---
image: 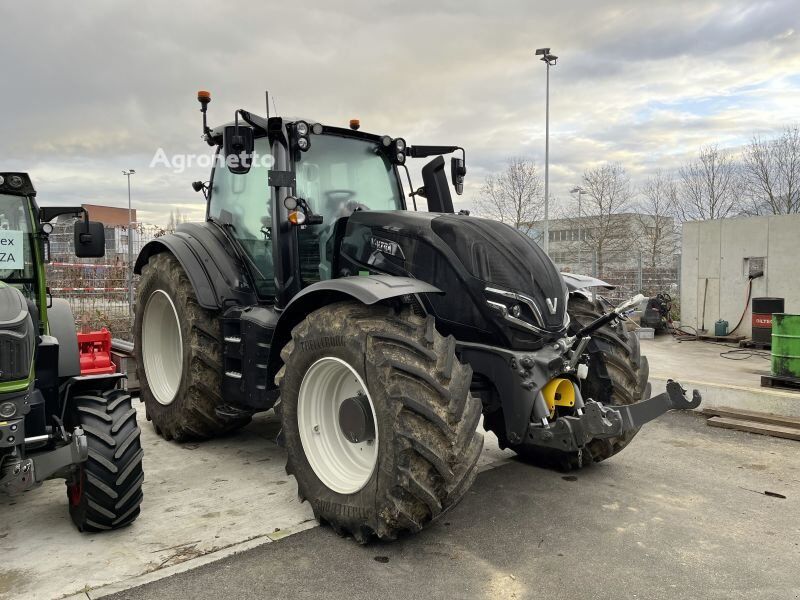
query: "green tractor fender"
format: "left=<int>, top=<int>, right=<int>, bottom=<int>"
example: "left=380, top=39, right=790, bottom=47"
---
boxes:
left=46, top=299, right=80, bottom=378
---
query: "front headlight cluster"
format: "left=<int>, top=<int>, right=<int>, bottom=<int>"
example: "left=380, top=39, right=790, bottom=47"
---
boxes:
left=484, top=286, right=554, bottom=335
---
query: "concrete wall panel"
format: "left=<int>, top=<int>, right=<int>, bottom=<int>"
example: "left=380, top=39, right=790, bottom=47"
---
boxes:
left=680, top=214, right=800, bottom=337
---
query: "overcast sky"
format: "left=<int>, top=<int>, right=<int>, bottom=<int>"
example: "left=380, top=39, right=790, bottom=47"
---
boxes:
left=1, top=1, right=798, bottom=225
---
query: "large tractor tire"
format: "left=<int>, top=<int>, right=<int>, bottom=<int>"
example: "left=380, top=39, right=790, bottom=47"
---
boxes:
left=67, top=389, right=144, bottom=531
left=569, top=293, right=650, bottom=461
left=512, top=293, right=650, bottom=470
left=134, top=252, right=251, bottom=441
left=276, top=301, right=483, bottom=542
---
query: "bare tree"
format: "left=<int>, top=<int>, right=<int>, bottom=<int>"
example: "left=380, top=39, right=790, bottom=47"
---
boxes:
left=677, top=145, right=739, bottom=221
left=566, top=163, right=635, bottom=276
left=741, top=125, right=800, bottom=215
left=636, top=170, right=680, bottom=269
left=475, top=157, right=544, bottom=236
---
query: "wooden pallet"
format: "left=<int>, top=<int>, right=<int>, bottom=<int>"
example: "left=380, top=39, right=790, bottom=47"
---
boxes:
left=761, top=374, right=800, bottom=391
left=698, top=333, right=746, bottom=343
left=739, top=339, right=771, bottom=350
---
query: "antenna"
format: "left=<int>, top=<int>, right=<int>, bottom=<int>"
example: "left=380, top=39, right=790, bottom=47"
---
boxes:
left=265, top=90, right=269, bottom=119
left=272, top=95, right=278, bottom=117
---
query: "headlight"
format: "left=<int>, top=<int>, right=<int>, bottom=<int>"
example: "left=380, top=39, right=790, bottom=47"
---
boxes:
left=395, top=152, right=406, bottom=165
left=0, top=175, right=5, bottom=186
left=381, top=135, right=392, bottom=147
left=295, top=121, right=309, bottom=136
left=0, top=402, right=16, bottom=418
left=8, top=175, right=23, bottom=188
left=311, top=123, right=324, bottom=135
left=394, top=138, right=406, bottom=152
left=297, top=137, right=310, bottom=151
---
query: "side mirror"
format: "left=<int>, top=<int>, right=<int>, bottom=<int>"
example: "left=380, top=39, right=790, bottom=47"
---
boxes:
left=224, top=125, right=255, bottom=174
left=450, top=157, right=466, bottom=196
left=74, top=220, right=106, bottom=258
left=421, top=156, right=454, bottom=213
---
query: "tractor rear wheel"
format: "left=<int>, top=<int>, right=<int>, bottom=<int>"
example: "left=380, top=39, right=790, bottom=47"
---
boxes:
left=276, top=301, right=483, bottom=542
left=134, top=252, right=252, bottom=441
left=67, top=389, right=144, bottom=531
left=512, top=293, right=650, bottom=470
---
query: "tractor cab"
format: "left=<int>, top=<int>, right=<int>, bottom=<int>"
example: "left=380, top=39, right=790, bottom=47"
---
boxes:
left=0, top=173, right=107, bottom=326
left=195, top=94, right=466, bottom=309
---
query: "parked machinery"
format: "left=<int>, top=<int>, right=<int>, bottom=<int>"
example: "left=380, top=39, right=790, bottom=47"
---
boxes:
left=134, top=93, right=699, bottom=542
left=0, top=173, right=144, bottom=531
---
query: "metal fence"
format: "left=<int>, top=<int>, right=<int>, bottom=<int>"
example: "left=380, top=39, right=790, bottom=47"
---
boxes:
left=549, top=249, right=680, bottom=304
left=46, top=221, right=170, bottom=341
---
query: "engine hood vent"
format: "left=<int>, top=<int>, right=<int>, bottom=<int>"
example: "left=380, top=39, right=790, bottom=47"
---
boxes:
left=431, top=215, right=567, bottom=332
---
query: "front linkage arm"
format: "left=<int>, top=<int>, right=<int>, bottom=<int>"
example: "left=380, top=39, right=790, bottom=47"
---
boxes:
left=527, top=380, right=702, bottom=452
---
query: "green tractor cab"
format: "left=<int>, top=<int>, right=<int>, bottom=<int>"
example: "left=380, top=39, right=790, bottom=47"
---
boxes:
left=0, top=173, right=144, bottom=531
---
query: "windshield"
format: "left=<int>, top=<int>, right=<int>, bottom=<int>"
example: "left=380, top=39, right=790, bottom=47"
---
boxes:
left=295, top=133, right=404, bottom=283
left=0, top=193, right=37, bottom=300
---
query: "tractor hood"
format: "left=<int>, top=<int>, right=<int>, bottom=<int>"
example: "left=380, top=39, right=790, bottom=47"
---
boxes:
left=0, top=284, right=35, bottom=383
left=338, top=211, right=568, bottom=350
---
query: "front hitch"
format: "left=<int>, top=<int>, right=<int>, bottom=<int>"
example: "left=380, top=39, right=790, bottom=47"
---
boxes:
left=526, top=380, right=701, bottom=452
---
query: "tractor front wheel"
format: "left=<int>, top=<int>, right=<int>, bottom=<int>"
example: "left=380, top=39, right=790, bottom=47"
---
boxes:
left=67, top=389, right=144, bottom=531
left=276, top=301, right=483, bottom=542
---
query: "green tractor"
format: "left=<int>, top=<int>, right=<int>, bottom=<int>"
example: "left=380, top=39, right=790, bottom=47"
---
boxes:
left=0, top=173, right=144, bottom=531
left=133, top=93, right=699, bottom=542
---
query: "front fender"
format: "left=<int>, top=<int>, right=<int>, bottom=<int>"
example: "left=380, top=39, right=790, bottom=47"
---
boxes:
left=266, top=276, right=442, bottom=385
left=134, top=223, right=257, bottom=310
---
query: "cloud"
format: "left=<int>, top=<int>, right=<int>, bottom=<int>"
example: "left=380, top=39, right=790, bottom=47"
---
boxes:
left=1, top=0, right=799, bottom=223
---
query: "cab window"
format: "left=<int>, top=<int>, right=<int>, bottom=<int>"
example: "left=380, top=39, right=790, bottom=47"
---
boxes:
left=209, top=137, right=275, bottom=298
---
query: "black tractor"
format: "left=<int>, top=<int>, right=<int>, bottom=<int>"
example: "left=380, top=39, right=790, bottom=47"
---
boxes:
left=133, top=92, right=699, bottom=542
left=0, top=173, right=144, bottom=530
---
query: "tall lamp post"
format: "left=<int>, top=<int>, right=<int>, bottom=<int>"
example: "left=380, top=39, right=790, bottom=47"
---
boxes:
left=535, top=47, right=558, bottom=255
left=123, top=169, right=136, bottom=321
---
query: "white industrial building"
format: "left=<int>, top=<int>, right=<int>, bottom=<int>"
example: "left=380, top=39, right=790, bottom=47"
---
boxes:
left=680, top=214, right=800, bottom=338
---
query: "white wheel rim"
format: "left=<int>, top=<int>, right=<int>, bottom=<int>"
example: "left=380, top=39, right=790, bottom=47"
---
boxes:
left=297, top=357, right=379, bottom=494
left=141, top=289, right=183, bottom=406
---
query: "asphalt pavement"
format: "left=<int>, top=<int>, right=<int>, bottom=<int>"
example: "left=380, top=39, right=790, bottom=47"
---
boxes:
left=106, top=411, right=800, bottom=600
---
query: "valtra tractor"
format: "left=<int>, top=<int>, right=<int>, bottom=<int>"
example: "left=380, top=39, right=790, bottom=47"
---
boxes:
left=0, top=173, right=144, bottom=530
left=133, top=92, right=700, bottom=542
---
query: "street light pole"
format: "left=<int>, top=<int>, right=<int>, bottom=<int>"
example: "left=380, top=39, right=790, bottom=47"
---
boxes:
left=123, top=169, right=136, bottom=322
left=536, top=47, right=558, bottom=256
